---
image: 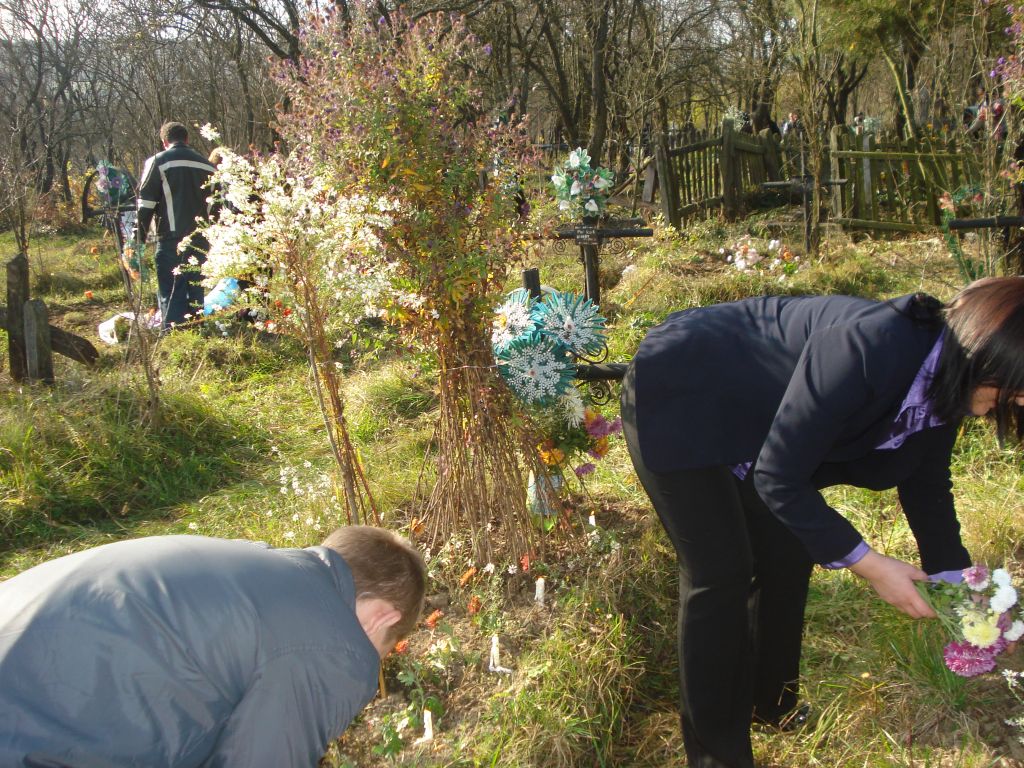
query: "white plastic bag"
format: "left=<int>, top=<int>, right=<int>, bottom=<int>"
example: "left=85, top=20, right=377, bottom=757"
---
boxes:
left=97, top=312, right=136, bottom=345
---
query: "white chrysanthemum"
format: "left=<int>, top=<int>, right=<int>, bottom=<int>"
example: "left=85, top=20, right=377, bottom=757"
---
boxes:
left=1005, top=620, right=1024, bottom=642
left=993, top=568, right=1013, bottom=587
left=558, top=388, right=586, bottom=427
left=991, top=584, right=1019, bottom=614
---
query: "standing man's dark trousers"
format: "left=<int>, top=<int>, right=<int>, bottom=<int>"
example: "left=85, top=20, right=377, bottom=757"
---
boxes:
left=155, top=237, right=205, bottom=330
left=620, top=366, right=814, bottom=768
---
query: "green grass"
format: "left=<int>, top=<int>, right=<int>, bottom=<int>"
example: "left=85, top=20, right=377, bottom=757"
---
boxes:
left=4, top=219, right=1024, bottom=766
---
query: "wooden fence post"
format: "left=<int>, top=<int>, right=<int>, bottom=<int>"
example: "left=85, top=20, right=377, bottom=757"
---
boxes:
left=762, top=131, right=782, bottom=181
left=6, top=254, right=28, bottom=382
left=655, top=133, right=681, bottom=229
left=642, top=164, right=658, bottom=204
left=720, top=119, right=738, bottom=220
left=862, top=132, right=876, bottom=223
left=830, top=126, right=845, bottom=222
left=24, top=299, right=54, bottom=383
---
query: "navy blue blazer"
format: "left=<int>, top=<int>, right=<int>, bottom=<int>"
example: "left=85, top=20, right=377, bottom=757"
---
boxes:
left=631, top=293, right=971, bottom=570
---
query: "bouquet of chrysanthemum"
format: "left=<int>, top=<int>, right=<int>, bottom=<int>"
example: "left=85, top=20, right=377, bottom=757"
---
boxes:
left=534, top=401, right=622, bottom=479
left=550, top=147, right=614, bottom=218
left=918, top=565, right=1024, bottom=677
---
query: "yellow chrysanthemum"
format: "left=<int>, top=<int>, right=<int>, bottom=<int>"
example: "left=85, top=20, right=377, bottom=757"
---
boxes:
left=962, top=615, right=1002, bottom=649
left=539, top=446, right=565, bottom=467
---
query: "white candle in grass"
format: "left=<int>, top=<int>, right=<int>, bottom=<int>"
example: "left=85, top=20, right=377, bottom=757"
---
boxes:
left=488, top=633, right=512, bottom=673
left=414, top=709, right=434, bottom=744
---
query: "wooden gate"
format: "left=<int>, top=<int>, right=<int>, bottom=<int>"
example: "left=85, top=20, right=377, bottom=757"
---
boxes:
left=654, top=120, right=786, bottom=227
left=829, top=126, right=975, bottom=232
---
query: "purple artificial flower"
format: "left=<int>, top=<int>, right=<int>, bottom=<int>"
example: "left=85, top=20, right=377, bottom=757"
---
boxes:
left=944, top=641, right=999, bottom=677
left=584, top=413, right=622, bottom=439
left=964, top=565, right=990, bottom=590
left=585, top=412, right=610, bottom=438
left=574, top=462, right=596, bottom=477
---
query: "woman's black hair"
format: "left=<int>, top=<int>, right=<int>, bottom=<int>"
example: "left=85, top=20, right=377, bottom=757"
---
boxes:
left=927, top=277, right=1024, bottom=442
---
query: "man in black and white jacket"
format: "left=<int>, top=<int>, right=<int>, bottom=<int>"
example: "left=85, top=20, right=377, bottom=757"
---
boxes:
left=133, top=121, right=215, bottom=330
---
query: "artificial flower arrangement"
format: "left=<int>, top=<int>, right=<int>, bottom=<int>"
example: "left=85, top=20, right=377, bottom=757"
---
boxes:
left=719, top=235, right=802, bottom=277
left=917, top=564, right=1024, bottom=677
left=550, top=147, right=615, bottom=219
left=492, top=287, right=621, bottom=480
left=94, top=161, right=133, bottom=208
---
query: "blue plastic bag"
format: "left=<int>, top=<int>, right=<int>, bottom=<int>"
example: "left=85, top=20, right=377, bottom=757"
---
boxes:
left=203, top=277, right=241, bottom=315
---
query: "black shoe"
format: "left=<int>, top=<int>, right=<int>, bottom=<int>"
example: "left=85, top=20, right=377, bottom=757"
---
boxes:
left=777, top=704, right=810, bottom=731
left=752, top=704, right=810, bottom=732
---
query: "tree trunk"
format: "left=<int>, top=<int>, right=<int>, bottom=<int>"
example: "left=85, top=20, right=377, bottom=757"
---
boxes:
left=586, top=1, right=611, bottom=166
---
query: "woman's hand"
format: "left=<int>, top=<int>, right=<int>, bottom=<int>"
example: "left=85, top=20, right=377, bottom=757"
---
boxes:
left=848, top=550, right=936, bottom=619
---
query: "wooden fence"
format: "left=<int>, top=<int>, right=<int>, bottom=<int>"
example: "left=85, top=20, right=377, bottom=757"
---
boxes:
left=650, top=120, right=988, bottom=235
left=653, top=120, right=797, bottom=227
left=829, top=126, right=976, bottom=232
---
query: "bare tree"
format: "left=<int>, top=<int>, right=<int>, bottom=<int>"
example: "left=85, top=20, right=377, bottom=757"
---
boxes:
left=0, top=0, right=104, bottom=249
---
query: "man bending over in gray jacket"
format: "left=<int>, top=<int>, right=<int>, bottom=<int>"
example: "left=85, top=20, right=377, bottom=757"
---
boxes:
left=0, top=525, right=426, bottom=767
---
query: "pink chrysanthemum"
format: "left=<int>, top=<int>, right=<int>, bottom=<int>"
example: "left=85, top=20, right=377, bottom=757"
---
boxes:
left=944, top=640, right=999, bottom=677
left=574, top=462, right=597, bottom=478
left=963, top=565, right=990, bottom=590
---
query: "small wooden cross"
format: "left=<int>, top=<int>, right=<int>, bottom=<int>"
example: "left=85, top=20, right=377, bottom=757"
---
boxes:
left=546, top=216, right=653, bottom=305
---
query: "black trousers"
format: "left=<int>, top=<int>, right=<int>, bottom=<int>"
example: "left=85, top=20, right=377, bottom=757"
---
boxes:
left=621, top=367, right=814, bottom=768
left=156, top=238, right=204, bottom=330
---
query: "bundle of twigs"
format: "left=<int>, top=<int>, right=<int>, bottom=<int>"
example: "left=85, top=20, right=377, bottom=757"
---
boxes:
left=424, top=334, right=550, bottom=563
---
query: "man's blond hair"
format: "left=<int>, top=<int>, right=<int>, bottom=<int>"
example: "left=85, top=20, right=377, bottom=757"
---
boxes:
left=321, top=525, right=426, bottom=646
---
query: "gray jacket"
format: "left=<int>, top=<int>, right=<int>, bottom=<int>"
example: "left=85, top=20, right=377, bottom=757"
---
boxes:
left=0, top=536, right=380, bottom=767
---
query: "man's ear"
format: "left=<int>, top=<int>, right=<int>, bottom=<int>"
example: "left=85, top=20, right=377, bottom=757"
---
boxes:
left=356, top=597, right=402, bottom=655
left=361, top=599, right=401, bottom=636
